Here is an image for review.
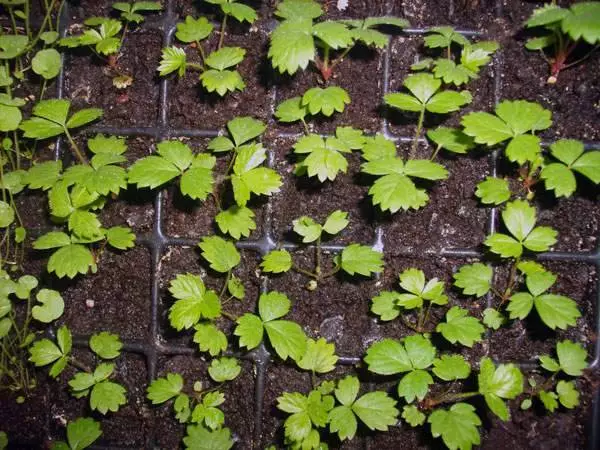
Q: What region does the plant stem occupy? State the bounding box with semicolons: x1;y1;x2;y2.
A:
321;265;340;279
63;127;88;165
329;45;354;73
292;264;319;279
430;144;442;161
218;14;228;50
24;0;31;39
315;236;322;276
301;119;309;135
221;310;237;322
427;391;479;408
8;8;18;35
220;269;232;299
410;108;426;158
187;62;204;71
69;357;92;373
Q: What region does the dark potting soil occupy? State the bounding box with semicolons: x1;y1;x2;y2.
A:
1;0;599;448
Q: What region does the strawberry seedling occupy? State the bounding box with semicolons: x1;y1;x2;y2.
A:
524;2;600;83
359;134;449;213
51;417;102;450
260;211;384;288
269;0;407;80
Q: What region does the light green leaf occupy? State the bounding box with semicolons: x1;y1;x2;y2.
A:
402;404;426;427
105;226;136;250
301;86;350;116
205;47;246;71
432;355;471;381
47;244;96;278
208;357;241;382
275;96;307;123
483;308;506;330
298;338;338;373
128;155;180;189
215;206;255;239
264;320;307;362
534;294;580;330
397;369;433;403
476;177;511;205
158;46;187;77
32;289;64;323
261;249;292;273
556;340;587;376
32;49;61;79
234;313;264;349
269;19;315;75
183;424;233;450
90;381;127;414
322;210;349;235
90;331;122;359
436;306;484;347
364;338;412;375
428;403;481;450
176;16;214;43
198;236;240;273
368;173;429;212
556;380;579;408
352;391;398;432
453;263;492;297
505;134;541;165
147;373;183;404
427;127;475;154
66;417;102;450
339;244;383;276
194;323;228;356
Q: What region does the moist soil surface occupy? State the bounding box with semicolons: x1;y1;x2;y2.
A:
1;0;599;449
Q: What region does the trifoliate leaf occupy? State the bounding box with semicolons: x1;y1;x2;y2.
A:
453;263;492;297
198;236;240;273
294;134;350;182
432;355;471;381
301;86;350;116
298;338;338;373
147;373;183;404
339;244;383;276
475;176;511;205
261;249;292;273
402;405;426;427
428;403;481;450
436;306;484;347
32;289;64;323
168;274;220;330
352;391;398;432
29;339;62;366
556;340;587;376
194;323;228;356
557;380;579;408
89;331;122;359
183;424;233;450
158;46;187;77
208;357;241;382
90;381;127;414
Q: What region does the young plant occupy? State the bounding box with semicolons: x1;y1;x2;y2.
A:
275;86;352;132
359;134;449;213
291;126;364;182
365;336;524;449
269;0;407;80
276;376;398;448
385;73;472;157
413;27;498;87
521;340;587;413
51;417;102;450
371;268;484;347
260;211;384;288
158;0;256;96
524;2;600;83
0;273;64;394
147;371;238;448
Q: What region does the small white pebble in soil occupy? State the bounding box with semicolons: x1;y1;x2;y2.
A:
86;299;95;308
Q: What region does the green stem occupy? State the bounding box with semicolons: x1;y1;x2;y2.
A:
63;127;88;165
8;8;18;34
120;22;129;47
187;62;204;71
24;0;31;39
13;130;20;170
301;119;309;135
428;391;479;408
218;14;228;50
69;356;92;373
329;45;354;71
410;108;426;158
221;310;237;322
315;236;322;276
24;0;58;51
422;302;433;328
220;269;232;300
430;144;442;161
292;264;319;280
196;40;206;63
39;78;48;101
321;265;340;279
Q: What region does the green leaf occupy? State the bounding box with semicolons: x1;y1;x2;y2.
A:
57;325;72;355
147;373;183;404
215;206;255;239
24;160;62;190
505;134;541;165
264;320;307;361
169;281;220;330
556;340;587;376
298;338;338;373
65;108;103;129
261;249;292;273
329;405;357;441
556;380;579;408
183;424;233;450
234;313;264;349
403;73;440;104
534;294;580;330
48;244;96;278
496;100;552;135
269;19;315;75
105;226;136;250
334;375;359;406
371;291;401;321
0;317;10;338
368;173;429;212
275;96;308;123
32;49;61;80
227;275;245;300
436;306;484;347
69;371;96;392
32;289;64;323
66;417;102;450
402;405;426;427
0;104;21;132
478;357;523;400
198;236;240;273
404;159;448;180
453;263;492;297
205;47;246;71
572;151;600;184
259;291;291;321
352;391;398;432
292;216;322;243
90;332;122;359
0;35;28;59
208;357;241;382
427;127;475;154
426;90;472;113
428;403;481;450
339;244;383;276
365;336;426;375
312;21;353;49
539;355;560;373
476;177;511;205
526;4;568;27
128;155;180;189
301;86;350;116
0;201;14;228
275;0;323;20
485;233;523;258
222;2;257;23
526;35;555;50
398;369;433;403
176;16;214;43
194;323;228;356
507;292;534;320
540;163;577;198
294;135;350;182
482;308;506;330
90;381;127;414
432;355;471;381
484;393;510;421
432;59;473;86
158;46;187;77
539;390;558;412
562;2;600;44
33;231;70;250
460;112;513;146
68;210;102;240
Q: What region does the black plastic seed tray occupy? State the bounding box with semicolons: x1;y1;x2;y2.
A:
44;0;600;448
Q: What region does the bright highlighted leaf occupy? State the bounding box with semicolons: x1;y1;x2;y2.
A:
298;338;338;373
147;373;183;404
208;357;241;382
193;323;228;356
339;244;383;276
301;86;350;116
216;206;256;239
556;340;587;376
428;403;481;450
198;236;240;273
32;289;64;323
436;306;484;347
90;332;122;359
453;263;492;297
261;249;292;273
168;274;221;330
